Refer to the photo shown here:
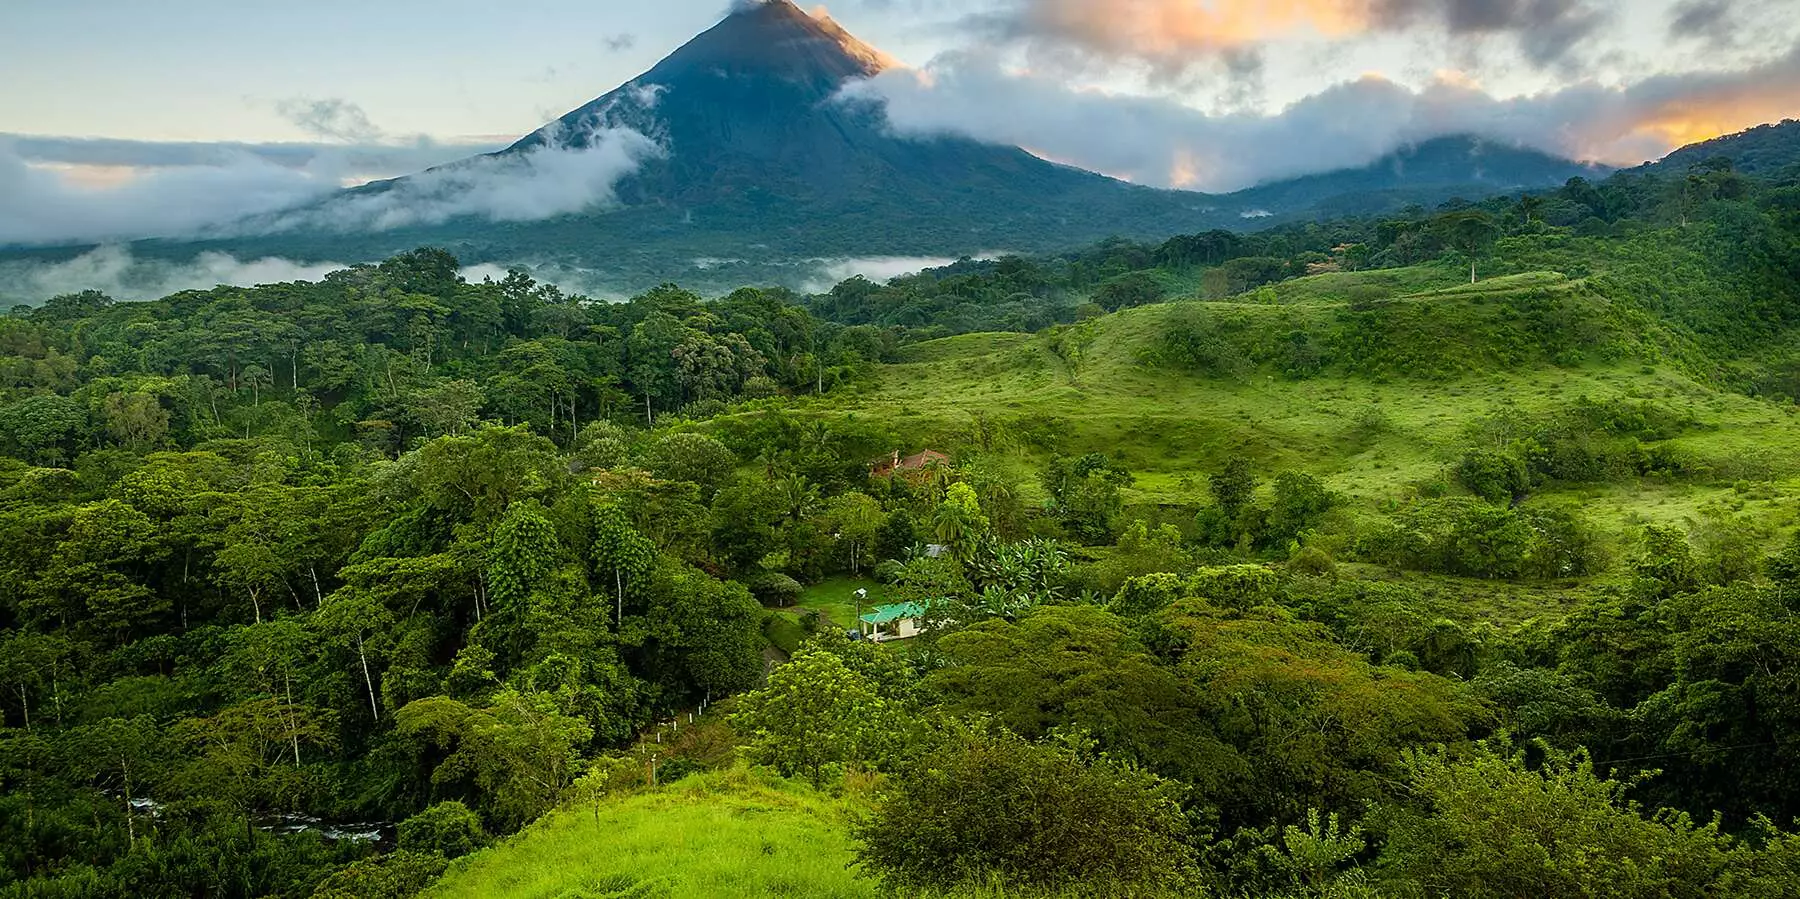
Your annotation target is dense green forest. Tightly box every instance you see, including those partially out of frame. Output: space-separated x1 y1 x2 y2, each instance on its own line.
2 154 1800 898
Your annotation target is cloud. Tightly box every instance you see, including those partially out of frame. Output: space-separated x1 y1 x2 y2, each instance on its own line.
802 255 961 292
267 124 662 232
0 140 334 247
0 246 353 304
852 39 1800 191
0 119 661 245
604 33 637 52
276 98 386 143
1668 0 1739 47
0 134 507 247
965 0 1608 78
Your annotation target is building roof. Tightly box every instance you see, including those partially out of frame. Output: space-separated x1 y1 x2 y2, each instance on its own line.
860 602 928 625
871 449 951 476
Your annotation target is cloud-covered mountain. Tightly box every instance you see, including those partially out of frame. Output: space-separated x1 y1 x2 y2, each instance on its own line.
0 0 1626 294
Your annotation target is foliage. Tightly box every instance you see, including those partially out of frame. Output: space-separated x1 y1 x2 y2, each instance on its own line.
398 801 488 859
730 646 905 784
853 724 1194 894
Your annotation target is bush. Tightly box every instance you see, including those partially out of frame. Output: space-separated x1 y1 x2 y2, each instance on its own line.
1455 450 1531 505
1360 499 1605 581
1288 545 1338 578
1377 740 1796 898
397 801 488 859
642 432 737 495
745 570 804 607
855 725 1194 893
312 851 450 899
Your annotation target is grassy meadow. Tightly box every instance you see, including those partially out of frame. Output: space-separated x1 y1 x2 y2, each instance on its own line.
424 768 876 899
807 264 1800 533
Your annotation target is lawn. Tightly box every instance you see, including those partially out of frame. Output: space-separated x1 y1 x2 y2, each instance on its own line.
795 576 892 631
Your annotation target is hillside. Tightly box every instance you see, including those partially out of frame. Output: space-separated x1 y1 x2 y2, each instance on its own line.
809 262 1800 559
1653 118 1800 175
424 769 873 899
3 159 1800 899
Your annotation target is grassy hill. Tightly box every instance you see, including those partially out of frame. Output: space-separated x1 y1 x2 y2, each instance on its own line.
424 768 874 899
810 264 1799 519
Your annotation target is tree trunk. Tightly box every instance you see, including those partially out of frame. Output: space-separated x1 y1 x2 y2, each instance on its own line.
16 684 28 732
356 633 380 721
121 759 136 850
283 671 302 768
1471 259 1478 284
615 570 624 629
644 392 653 427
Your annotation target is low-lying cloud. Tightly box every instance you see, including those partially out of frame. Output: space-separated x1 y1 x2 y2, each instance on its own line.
0 86 663 249
853 39 1800 191
265 124 662 233
0 134 504 247
0 247 633 306
0 246 351 305
0 246 958 309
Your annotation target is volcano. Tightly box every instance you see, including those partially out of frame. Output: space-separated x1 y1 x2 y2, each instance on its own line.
7 0 1606 293
454 0 1175 231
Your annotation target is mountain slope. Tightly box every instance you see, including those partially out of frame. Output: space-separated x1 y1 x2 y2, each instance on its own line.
1650 119 1800 175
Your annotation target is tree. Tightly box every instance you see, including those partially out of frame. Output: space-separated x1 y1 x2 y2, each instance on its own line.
311 585 397 722
60 716 165 849
626 312 684 424
1210 458 1259 519
1433 210 1502 283
731 646 903 784
32 499 168 639
928 605 1216 776
102 391 170 449
1264 471 1337 547
1378 740 1763 898
642 432 737 497
1043 454 1131 544
168 697 337 828
589 502 654 627
709 481 784 572
1456 449 1531 505
0 394 86 465
933 483 990 564
821 492 884 575
643 562 765 699
854 724 1194 893
482 501 565 668
394 689 594 829
409 379 487 437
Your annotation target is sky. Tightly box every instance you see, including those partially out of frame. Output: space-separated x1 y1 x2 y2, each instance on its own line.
3 0 1800 246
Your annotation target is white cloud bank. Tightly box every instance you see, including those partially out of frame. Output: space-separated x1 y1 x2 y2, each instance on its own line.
849 39 1800 191
266 125 662 233
0 246 351 304
0 121 661 247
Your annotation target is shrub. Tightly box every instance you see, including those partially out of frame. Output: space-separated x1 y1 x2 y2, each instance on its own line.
745 570 804 607
855 725 1194 893
397 801 488 859
1455 450 1531 505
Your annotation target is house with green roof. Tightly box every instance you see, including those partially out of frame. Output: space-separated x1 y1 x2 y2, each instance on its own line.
859 601 928 642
